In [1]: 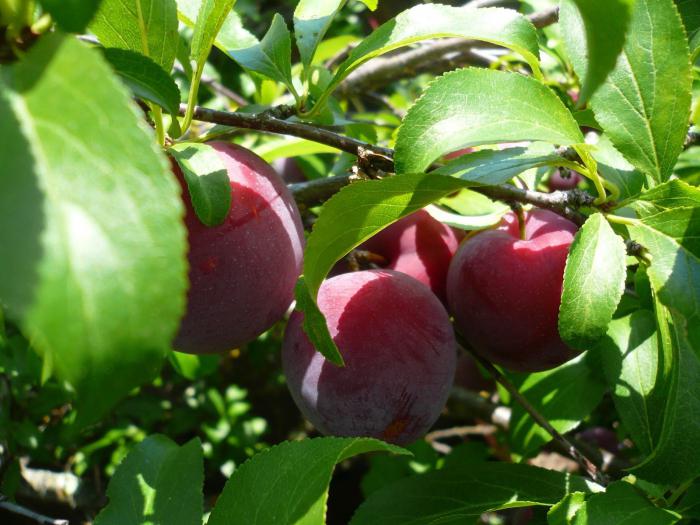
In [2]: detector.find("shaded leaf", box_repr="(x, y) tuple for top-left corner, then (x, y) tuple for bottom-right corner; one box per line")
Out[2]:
(189, 0), (238, 68)
(294, 0), (345, 72)
(39, 0), (102, 32)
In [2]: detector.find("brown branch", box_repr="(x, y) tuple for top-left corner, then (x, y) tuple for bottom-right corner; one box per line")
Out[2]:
(684, 129), (700, 149)
(0, 497), (68, 525)
(336, 6), (559, 96)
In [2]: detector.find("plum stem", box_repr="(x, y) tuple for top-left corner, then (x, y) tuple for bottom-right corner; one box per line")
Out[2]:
(455, 335), (610, 486)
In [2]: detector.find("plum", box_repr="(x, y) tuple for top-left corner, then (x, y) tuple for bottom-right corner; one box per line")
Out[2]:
(282, 270), (457, 445)
(341, 210), (462, 302)
(272, 157), (307, 183)
(173, 142), (305, 354)
(447, 209), (580, 372)
(547, 169), (582, 191)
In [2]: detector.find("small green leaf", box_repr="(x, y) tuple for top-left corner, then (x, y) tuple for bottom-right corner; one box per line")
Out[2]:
(508, 354), (607, 456)
(548, 492), (587, 525)
(0, 34), (187, 424)
(94, 435), (203, 525)
(631, 179), (700, 216)
(598, 311), (667, 455)
(675, 0), (700, 60)
(394, 69), (583, 175)
(433, 144), (566, 186)
(629, 216), (700, 352)
(189, 0), (238, 68)
(294, 0), (345, 73)
(297, 172), (467, 363)
(559, 214), (627, 350)
(207, 437), (407, 525)
(587, 0), (692, 183)
(39, 0), (101, 32)
(168, 351), (220, 380)
(351, 462), (596, 525)
(255, 137), (339, 162)
(91, 0), (179, 72)
(591, 135), (646, 202)
(229, 14), (296, 95)
(572, 482), (680, 524)
(103, 48), (181, 115)
(177, 0), (258, 52)
(169, 142), (232, 227)
(427, 191), (509, 231)
(560, 0), (634, 104)
(357, 0), (377, 10)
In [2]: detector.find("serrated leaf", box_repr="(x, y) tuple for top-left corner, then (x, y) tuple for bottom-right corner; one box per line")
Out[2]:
(177, 0), (258, 52)
(296, 172), (468, 364)
(629, 217), (700, 352)
(313, 4), (542, 113)
(587, 0), (692, 183)
(294, 0), (345, 73)
(0, 34), (187, 424)
(433, 144), (565, 186)
(169, 142), (231, 226)
(631, 179), (700, 216)
(628, 305), (700, 483)
(676, 0), (700, 60)
(598, 311), (667, 455)
(189, 0), (238, 67)
(394, 69), (583, 175)
(591, 135), (646, 202)
(91, 0), (179, 72)
(560, 0), (634, 104)
(351, 462), (595, 525)
(94, 435), (203, 525)
(103, 48), (181, 115)
(572, 482), (680, 524)
(508, 354), (607, 456)
(640, 207), (700, 258)
(207, 437), (407, 525)
(39, 0), (101, 32)
(548, 492), (587, 525)
(228, 13), (296, 94)
(559, 214), (626, 349)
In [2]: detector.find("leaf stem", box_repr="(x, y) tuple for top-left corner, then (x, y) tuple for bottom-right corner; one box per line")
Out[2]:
(152, 104), (165, 146)
(181, 63), (204, 135)
(605, 214), (641, 227)
(572, 144), (607, 204)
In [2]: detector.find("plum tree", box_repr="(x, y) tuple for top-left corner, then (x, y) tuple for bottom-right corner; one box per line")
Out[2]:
(173, 142), (305, 354)
(547, 169), (582, 191)
(447, 209), (580, 372)
(338, 210), (462, 302)
(282, 270), (457, 445)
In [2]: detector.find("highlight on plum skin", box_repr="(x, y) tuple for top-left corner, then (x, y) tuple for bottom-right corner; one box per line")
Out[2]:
(282, 270), (457, 445)
(447, 208), (580, 373)
(172, 141), (305, 354)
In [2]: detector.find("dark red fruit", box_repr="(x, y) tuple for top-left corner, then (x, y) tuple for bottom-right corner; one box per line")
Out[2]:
(447, 209), (579, 372)
(173, 142), (305, 354)
(547, 169), (582, 191)
(282, 270), (457, 445)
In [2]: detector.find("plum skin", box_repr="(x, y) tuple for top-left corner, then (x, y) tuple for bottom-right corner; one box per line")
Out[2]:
(173, 141), (305, 354)
(548, 169), (582, 191)
(447, 209), (580, 372)
(282, 270), (457, 445)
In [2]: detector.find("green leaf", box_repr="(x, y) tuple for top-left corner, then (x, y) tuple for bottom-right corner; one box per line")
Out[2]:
(177, 0), (258, 52)
(228, 13), (297, 95)
(296, 172), (467, 364)
(351, 462), (596, 525)
(508, 354), (607, 456)
(559, 0), (634, 104)
(169, 142), (232, 227)
(676, 481), (700, 520)
(294, 0), (345, 73)
(572, 482), (680, 524)
(675, 0), (700, 60)
(394, 69), (583, 175)
(631, 179), (700, 216)
(548, 492), (587, 525)
(189, 0), (238, 69)
(629, 216), (700, 352)
(598, 311), (667, 455)
(629, 306), (700, 483)
(168, 351), (220, 380)
(255, 137), (339, 162)
(587, 0), (692, 183)
(358, 0), (377, 10)
(207, 437), (407, 525)
(559, 214), (627, 350)
(90, 0), (179, 72)
(435, 190), (509, 231)
(0, 34), (187, 424)
(39, 0), (101, 32)
(94, 435), (203, 525)
(103, 48), (181, 115)
(433, 144), (565, 186)
(314, 4), (542, 112)
(591, 135), (646, 202)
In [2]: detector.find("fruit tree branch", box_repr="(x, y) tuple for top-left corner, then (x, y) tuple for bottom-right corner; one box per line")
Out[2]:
(0, 497), (68, 525)
(336, 6), (559, 96)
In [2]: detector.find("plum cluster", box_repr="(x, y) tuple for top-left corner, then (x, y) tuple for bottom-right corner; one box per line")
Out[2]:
(172, 144), (581, 444)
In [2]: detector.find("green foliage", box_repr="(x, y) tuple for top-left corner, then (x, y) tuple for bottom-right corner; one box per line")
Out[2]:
(394, 68), (583, 174)
(559, 213), (627, 350)
(39, 0), (102, 32)
(294, 0), (345, 74)
(170, 142), (232, 226)
(0, 34), (187, 425)
(94, 435), (204, 525)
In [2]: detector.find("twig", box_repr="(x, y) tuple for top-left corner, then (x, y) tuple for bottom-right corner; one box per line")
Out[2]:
(0, 498), (68, 525)
(336, 6), (559, 96)
(455, 338), (609, 485)
(684, 130), (700, 149)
